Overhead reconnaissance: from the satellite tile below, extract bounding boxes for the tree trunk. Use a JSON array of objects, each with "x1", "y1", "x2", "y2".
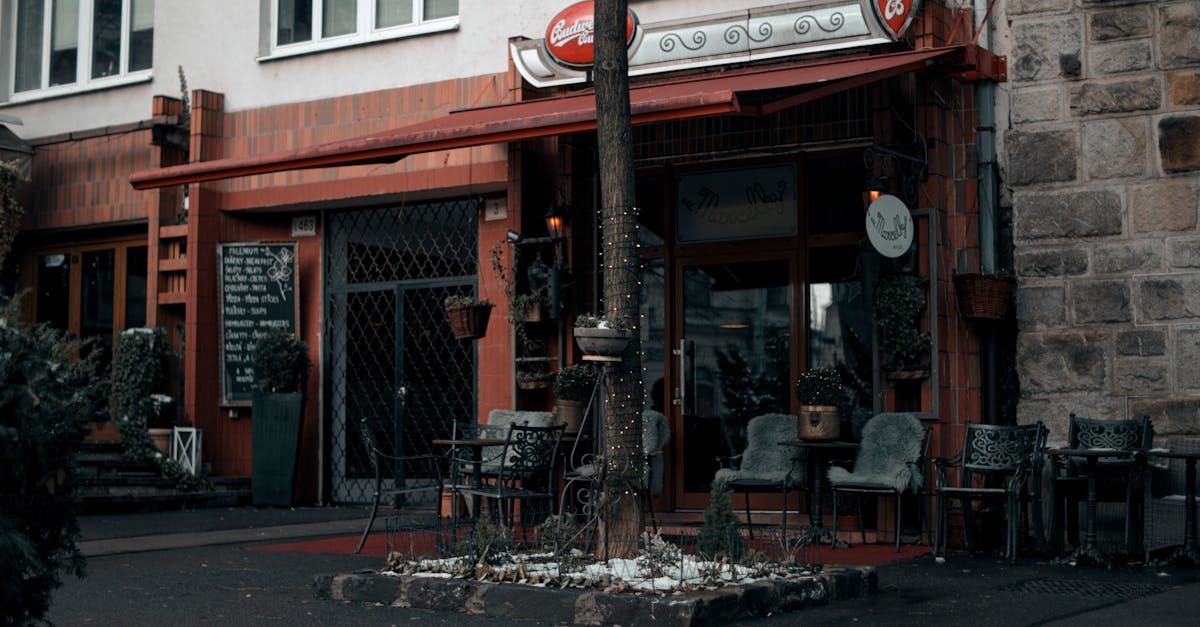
[{"x1": 594, "y1": 0, "x2": 644, "y2": 560}]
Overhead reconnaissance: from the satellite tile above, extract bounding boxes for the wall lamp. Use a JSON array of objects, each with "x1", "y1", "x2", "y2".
[
  {"x1": 862, "y1": 175, "x2": 888, "y2": 211},
  {"x1": 863, "y1": 143, "x2": 928, "y2": 208},
  {"x1": 544, "y1": 204, "x2": 569, "y2": 242},
  {"x1": 543, "y1": 204, "x2": 570, "y2": 319}
]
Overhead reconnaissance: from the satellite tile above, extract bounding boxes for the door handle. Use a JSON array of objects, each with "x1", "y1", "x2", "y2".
[{"x1": 672, "y1": 339, "x2": 695, "y2": 415}]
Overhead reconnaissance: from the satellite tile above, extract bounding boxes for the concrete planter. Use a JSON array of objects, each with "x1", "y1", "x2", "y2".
[{"x1": 573, "y1": 327, "x2": 630, "y2": 357}]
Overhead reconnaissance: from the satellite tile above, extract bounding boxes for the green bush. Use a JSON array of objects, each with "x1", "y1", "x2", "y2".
[
  {"x1": 0, "y1": 296, "x2": 104, "y2": 625},
  {"x1": 252, "y1": 330, "x2": 310, "y2": 394},
  {"x1": 554, "y1": 364, "x2": 597, "y2": 402},
  {"x1": 697, "y1": 480, "x2": 744, "y2": 561}
]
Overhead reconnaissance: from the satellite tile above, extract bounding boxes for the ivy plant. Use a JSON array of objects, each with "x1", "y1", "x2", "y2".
[{"x1": 873, "y1": 274, "x2": 931, "y2": 371}]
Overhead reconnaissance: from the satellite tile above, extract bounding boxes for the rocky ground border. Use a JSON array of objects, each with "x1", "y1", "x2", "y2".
[{"x1": 315, "y1": 566, "x2": 877, "y2": 625}]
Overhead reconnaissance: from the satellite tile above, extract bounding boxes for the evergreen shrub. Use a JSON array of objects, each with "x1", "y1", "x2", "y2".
[{"x1": 0, "y1": 297, "x2": 104, "y2": 624}]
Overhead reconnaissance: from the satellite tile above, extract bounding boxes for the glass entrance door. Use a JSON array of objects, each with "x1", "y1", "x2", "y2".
[{"x1": 673, "y1": 255, "x2": 795, "y2": 509}]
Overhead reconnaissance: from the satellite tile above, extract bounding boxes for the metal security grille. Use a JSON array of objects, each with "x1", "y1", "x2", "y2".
[{"x1": 325, "y1": 200, "x2": 479, "y2": 503}]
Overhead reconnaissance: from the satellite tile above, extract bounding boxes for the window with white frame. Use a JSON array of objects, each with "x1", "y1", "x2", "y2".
[
  {"x1": 271, "y1": 0, "x2": 457, "y2": 56},
  {"x1": 10, "y1": 0, "x2": 153, "y2": 96}
]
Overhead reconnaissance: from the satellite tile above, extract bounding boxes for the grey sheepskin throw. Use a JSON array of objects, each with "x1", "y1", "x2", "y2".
[
  {"x1": 828, "y1": 412, "x2": 924, "y2": 493},
  {"x1": 714, "y1": 413, "x2": 803, "y2": 486}
]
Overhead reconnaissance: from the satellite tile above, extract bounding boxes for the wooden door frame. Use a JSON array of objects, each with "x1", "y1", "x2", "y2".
[
  {"x1": 30, "y1": 235, "x2": 147, "y2": 341},
  {"x1": 668, "y1": 248, "x2": 802, "y2": 511}
]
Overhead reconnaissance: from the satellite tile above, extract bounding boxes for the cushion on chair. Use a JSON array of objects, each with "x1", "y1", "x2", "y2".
[
  {"x1": 828, "y1": 412, "x2": 924, "y2": 493},
  {"x1": 479, "y1": 410, "x2": 554, "y2": 473},
  {"x1": 713, "y1": 413, "x2": 802, "y2": 487}
]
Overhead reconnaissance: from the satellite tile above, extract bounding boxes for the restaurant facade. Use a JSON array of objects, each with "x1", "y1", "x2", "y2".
[{"x1": 2, "y1": 0, "x2": 1012, "y2": 520}]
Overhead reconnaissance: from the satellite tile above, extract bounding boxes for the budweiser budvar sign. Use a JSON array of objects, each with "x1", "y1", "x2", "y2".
[{"x1": 543, "y1": 1, "x2": 638, "y2": 69}]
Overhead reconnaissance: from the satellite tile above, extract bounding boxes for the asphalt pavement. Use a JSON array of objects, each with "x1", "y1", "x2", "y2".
[{"x1": 45, "y1": 505, "x2": 1200, "y2": 626}]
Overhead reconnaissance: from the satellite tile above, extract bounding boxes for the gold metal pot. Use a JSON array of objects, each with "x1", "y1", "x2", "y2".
[{"x1": 797, "y1": 405, "x2": 840, "y2": 440}]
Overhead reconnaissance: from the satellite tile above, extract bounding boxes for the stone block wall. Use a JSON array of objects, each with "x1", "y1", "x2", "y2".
[{"x1": 1004, "y1": 0, "x2": 1200, "y2": 442}]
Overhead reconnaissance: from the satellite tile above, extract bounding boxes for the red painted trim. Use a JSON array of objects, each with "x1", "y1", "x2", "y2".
[{"x1": 130, "y1": 46, "x2": 973, "y2": 191}]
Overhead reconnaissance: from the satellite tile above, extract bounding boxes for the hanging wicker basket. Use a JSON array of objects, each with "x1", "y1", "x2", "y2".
[
  {"x1": 445, "y1": 303, "x2": 494, "y2": 340},
  {"x1": 953, "y1": 273, "x2": 1015, "y2": 321}
]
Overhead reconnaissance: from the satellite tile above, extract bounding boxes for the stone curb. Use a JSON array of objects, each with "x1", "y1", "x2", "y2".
[{"x1": 315, "y1": 567, "x2": 876, "y2": 625}]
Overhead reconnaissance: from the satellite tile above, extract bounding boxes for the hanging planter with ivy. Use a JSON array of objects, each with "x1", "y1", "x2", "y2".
[
  {"x1": 873, "y1": 274, "x2": 931, "y2": 376},
  {"x1": 444, "y1": 295, "x2": 494, "y2": 340}
]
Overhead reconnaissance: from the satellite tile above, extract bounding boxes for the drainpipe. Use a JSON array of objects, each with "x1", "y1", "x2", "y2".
[{"x1": 974, "y1": 0, "x2": 1002, "y2": 424}]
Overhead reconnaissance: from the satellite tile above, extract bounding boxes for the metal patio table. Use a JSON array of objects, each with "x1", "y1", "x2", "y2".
[
  {"x1": 1148, "y1": 449, "x2": 1200, "y2": 567},
  {"x1": 780, "y1": 439, "x2": 859, "y2": 547},
  {"x1": 1045, "y1": 447, "x2": 1137, "y2": 566}
]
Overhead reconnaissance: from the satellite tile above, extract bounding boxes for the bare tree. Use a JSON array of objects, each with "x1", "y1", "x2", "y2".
[{"x1": 593, "y1": 0, "x2": 644, "y2": 559}]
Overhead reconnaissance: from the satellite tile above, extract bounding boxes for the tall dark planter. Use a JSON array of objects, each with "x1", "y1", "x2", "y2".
[{"x1": 252, "y1": 392, "x2": 304, "y2": 506}]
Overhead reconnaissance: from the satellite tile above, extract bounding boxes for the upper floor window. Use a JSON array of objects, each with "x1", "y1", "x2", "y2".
[
  {"x1": 271, "y1": 0, "x2": 457, "y2": 56},
  {"x1": 11, "y1": 0, "x2": 153, "y2": 97}
]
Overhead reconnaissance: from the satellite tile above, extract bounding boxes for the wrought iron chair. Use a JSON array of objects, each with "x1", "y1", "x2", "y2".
[
  {"x1": 713, "y1": 413, "x2": 804, "y2": 539},
  {"x1": 355, "y1": 419, "x2": 444, "y2": 555},
  {"x1": 560, "y1": 408, "x2": 670, "y2": 532},
  {"x1": 443, "y1": 420, "x2": 506, "y2": 529},
  {"x1": 933, "y1": 422, "x2": 1048, "y2": 562},
  {"x1": 458, "y1": 423, "x2": 566, "y2": 543},
  {"x1": 829, "y1": 412, "x2": 929, "y2": 551},
  {"x1": 476, "y1": 410, "x2": 555, "y2": 476},
  {"x1": 1143, "y1": 436, "x2": 1200, "y2": 562},
  {"x1": 1048, "y1": 414, "x2": 1152, "y2": 556}
]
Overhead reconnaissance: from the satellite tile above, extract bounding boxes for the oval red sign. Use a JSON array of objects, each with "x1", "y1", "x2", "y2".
[{"x1": 544, "y1": 1, "x2": 637, "y2": 69}]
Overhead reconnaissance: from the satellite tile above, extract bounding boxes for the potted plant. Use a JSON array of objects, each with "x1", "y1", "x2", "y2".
[
  {"x1": 491, "y1": 239, "x2": 544, "y2": 350},
  {"x1": 444, "y1": 295, "x2": 494, "y2": 340},
  {"x1": 873, "y1": 274, "x2": 931, "y2": 376},
  {"x1": 553, "y1": 363, "x2": 597, "y2": 434},
  {"x1": 573, "y1": 313, "x2": 631, "y2": 358},
  {"x1": 251, "y1": 329, "x2": 311, "y2": 506},
  {"x1": 510, "y1": 291, "x2": 547, "y2": 323},
  {"x1": 516, "y1": 361, "x2": 555, "y2": 390},
  {"x1": 112, "y1": 327, "x2": 177, "y2": 454},
  {"x1": 794, "y1": 368, "x2": 848, "y2": 441}
]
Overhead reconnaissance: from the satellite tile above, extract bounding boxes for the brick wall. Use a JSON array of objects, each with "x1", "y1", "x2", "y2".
[
  {"x1": 1007, "y1": 0, "x2": 1200, "y2": 441},
  {"x1": 25, "y1": 124, "x2": 158, "y2": 230}
]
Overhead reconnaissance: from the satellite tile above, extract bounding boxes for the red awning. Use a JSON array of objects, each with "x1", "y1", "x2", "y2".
[{"x1": 130, "y1": 46, "x2": 981, "y2": 190}]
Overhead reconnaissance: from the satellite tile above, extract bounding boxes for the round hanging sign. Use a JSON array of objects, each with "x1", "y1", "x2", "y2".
[
  {"x1": 544, "y1": 1, "x2": 638, "y2": 69},
  {"x1": 865, "y1": 194, "x2": 914, "y2": 258}
]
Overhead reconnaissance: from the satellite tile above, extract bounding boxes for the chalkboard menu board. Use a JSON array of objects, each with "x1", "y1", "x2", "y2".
[{"x1": 218, "y1": 242, "x2": 300, "y2": 405}]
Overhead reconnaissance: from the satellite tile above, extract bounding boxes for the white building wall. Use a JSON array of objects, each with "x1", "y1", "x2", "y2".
[{"x1": 2, "y1": 0, "x2": 774, "y2": 139}]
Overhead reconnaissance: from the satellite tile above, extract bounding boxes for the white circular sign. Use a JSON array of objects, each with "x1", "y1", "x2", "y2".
[{"x1": 865, "y1": 194, "x2": 914, "y2": 258}]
